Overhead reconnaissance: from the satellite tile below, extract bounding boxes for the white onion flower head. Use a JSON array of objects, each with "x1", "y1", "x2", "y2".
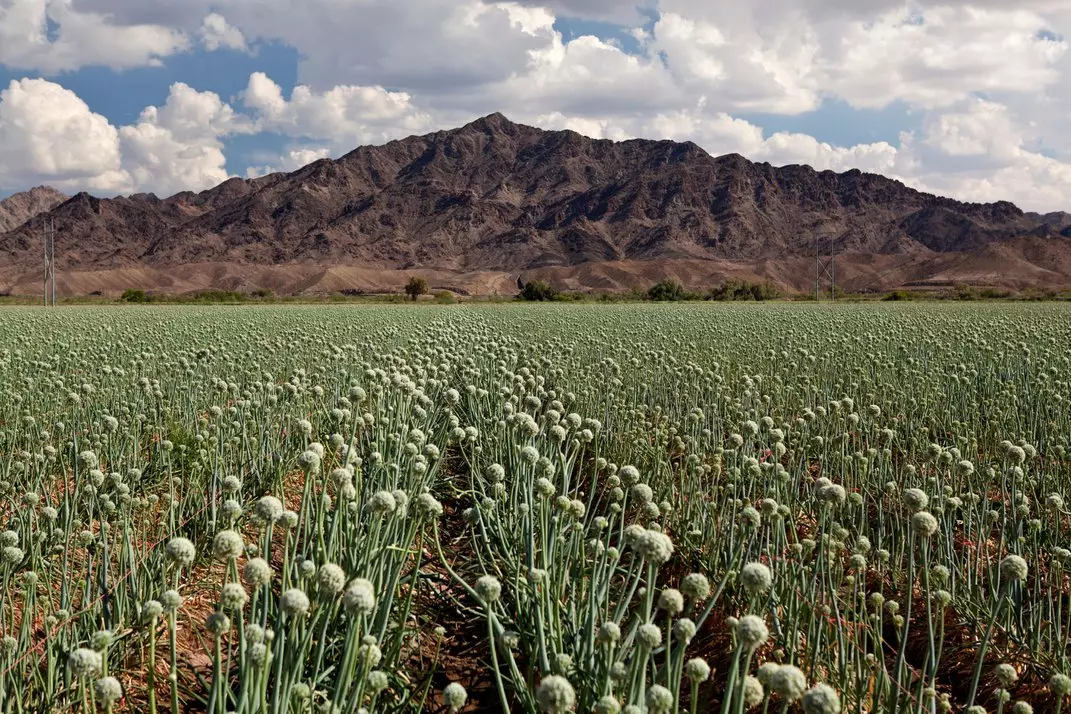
[
  {"x1": 416, "y1": 493, "x2": 444, "y2": 519},
  {"x1": 254, "y1": 496, "x2": 284, "y2": 524},
  {"x1": 475, "y1": 575, "x2": 502, "y2": 604},
  {"x1": 205, "y1": 611, "x2": 232, "y2": 635},
  {"x1": 317, "y1": 563, "x2": 347, "y2": 596},
  {"x1": 658, "y1": 589, "x2": 684, "y2": 616},
  {"x1": 69, "y1": 648, "x2": 102, "y2": 678},
  {"x1": 369, "y1": 490, "x2": 397, "y2": 515},
  {"x1": 281, "y1": 588, "x2": 311, "y2": 617},
  {"x1": 757, "y1": 662, "x2": 780, "y2": 685},
  {"x1": 94, "y1": 676, "x2": 122, "y2": 705},
  {"x1": 995, "y1": 664, "x2": 1018, "y2": 688},
  {"x1": 443, "y1": 682, "x2": 467, "y2": 712},
  {"x1": 770, "y1": 664, "x2": 806, "y2": 701},
  {"x1": 685, "y1": 657, "x2": 711, "y2": 683},
  {"x1": 595, "y1": 696, "x2": 621, "y2": 714},
  {"x1": 903, "y1": 488, "x2": 929, "y2": 512},
  {"x1": 681, "y1": 572, "x2": 711, "y2": 601},
  {"x1": 637, "y1": 530, "x2": 674, "y2": 565},
  {"x1": 165, "y1": 537, "x2": 196, "y2": 567},
  {"x1": 597, "y1": 621, "x2": 621, "y2": 645},
  {"x1": 740, "y1": 562, "x2": 773, "y2": 594},
  {"x1": 344, "y1": 580, "x2": 376, "y2": 615},
  {"x1": 1000, "y1": 555, "x2": 1028, "y2": 583},
  {"x1": 802, "y1": 683, "x2": 841, "y2": 714},
  {"x1": 536, "y1": 675, "x2": 576, "y2": 713},
  {"x1": 743, "y1": 676, "x2": 765, "y2": 709},
  {"x1": 160, "y1": 589, "x2": 183, "y2": 611},
  {"x1": 367, "y1": 670, "x2": 389, "y2": 693},
  {"x1": 646, "y1": 684, "x2": 673, "y2": 714},
  {"x1": 673, "y1": 618, "x2": 697, "y2": 644},
  {"x1": 219, "y1": 583, "x2": 248, "y2": 611},
  {"x1": 243, "y1": 558, "x2": 274, "y2": 587},
  {"x1": 637, "y1": 623, "x2": 662, "y2": 649},
  {"x1": 911, "y1": 512, "x2": 939, "y2": 538},
  {"x1": 1050, "y1": 673, "x2": 1071, "y2": 697},
  {"x1": 736, "y1": 614, "x2": 769, "y2": 650},
  {"x1": 632, "y1": 483, "x2": 653, "y2": 504},
  {"x1": 212, "y1": 530, "x2": 244, "y2": 561},
  {"x1": 142, "y1": 600, "x2": 163, "y2": 621}
]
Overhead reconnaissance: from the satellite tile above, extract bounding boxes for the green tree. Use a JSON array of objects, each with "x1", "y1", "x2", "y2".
[
  {"x1": 647, "y1": 279, "x2": 686, "y2": 302},
  {"x1": 121, "y1": 289, "x2": 150, "y2": 303},
  {"x1": 405, "y1": 277, "x2": 429, "y2": 302},
  {"x1": 518, "y1": 280, "x2": 558, "y2": 301}
]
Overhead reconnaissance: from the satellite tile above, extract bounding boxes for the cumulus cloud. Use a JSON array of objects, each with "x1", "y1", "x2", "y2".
[
  {"x1": 119, "y1": 83, "x2": 255, "y2": 196},
  {"x1": 7, "y1": 0, "x2": 1071, "y2": 212},
  {"x1": 511, "y1": 0, "x2": 652, "y2": 23},
  {"x1": 199, "y1": 13, "x2": 247, "y2": 52},
  {"x1": 0, "y1": 78, "x2": 127, "y2": 191},
  {"x1": 245, "y1": 147, "x2": 333, "y2": 178},
  {"x1": 0, "y1": 0, "x2": 187, "y2": 72},
  {"x1": 241, "y1": 72, "x2": 433, "y2": 146}
]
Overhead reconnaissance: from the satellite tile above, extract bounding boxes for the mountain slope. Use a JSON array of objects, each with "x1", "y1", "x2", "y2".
[
  {"x1": 1, "y1": 114, "x2": 1069, "y2": 294},
  {"x1": 0, "y1": 187, "x2": 67, "y2": 233}
]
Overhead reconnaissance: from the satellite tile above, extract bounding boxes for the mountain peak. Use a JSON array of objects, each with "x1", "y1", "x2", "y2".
[
  {"x1": 460, "y1": 112, "x2": 525, "y2": 135},
  {"x1": 0, "y1": 186, "x2": 68, "y2": 233}
]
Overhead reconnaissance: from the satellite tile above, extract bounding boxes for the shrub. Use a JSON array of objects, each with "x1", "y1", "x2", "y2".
[
  {"x1": 405, "y1": 277, "x2": 429, "y2": 302},
  {"x1": 709, "y1": 279, "x2": 780, "y2": 301},
  {"x1": 647, "y1": 279, "x2": 686, "y2": 302},
  {"x1": 121, "y1": 289, "x2": 151, "y2": 303},
  {"x1": 518, "y1": 280, "x2": 558, "y2": 302}
]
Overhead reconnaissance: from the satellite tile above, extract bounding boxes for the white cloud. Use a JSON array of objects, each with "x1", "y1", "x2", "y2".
[
  {"x1": 824, "y1": 6, "x2": 1066, "y2": 110},
  {"x1": 646, "y1": 11, "x2": 821, "y2": 114},
  {"x1": 7, "y1": 0, "x2": 1071, "y2": 213},
  {"x1": 245, "y1": 147, "x2": 332, "y2": 178},
  {"x1": 0, "y1": 78, "x2": 127, "y2": 191},
  {"x1": 199, "y1": 13, "x2": 247, "y2": 52},
  {"x1": 241, "y1": 72, "x2": 433, "y2": 146},
  {"x1": 0, "y1": 0, "x2": 187, "y2": 72},
  {"x1": 219, "y1": 0, "x2": 555, "y2": 92},
  {"x1": 510, "y1": 0, "x2": 651, "y2": 23},
  {"x1": 118, "y1": 83, "x2": 253, "y2": 196}
]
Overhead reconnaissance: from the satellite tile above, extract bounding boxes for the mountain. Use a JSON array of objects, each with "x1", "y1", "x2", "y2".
[
  {"x1": 1027, "y1": 211, "x2": 1071, "y2": 234},
  {"x1": 0, "y1": 187, "x2": 67, "y2": 233},
  {"x1": 1, "y1": 114, "x2": 1070, "y2": 295}
]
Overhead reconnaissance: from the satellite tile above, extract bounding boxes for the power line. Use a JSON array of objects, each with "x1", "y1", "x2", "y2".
[
  {"x1": 43, "y1": 218, "x2": 55, "y2": 307},
  {"x1": 815, "y1": 231, "x2": 836, "y2": 302}
]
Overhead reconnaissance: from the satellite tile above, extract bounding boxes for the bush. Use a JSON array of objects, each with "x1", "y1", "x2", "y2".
[
  {"x1": 434, "y1": 291, "x2": 456, "y2": 304},
  {"x1": 953, "y1": 283, "x2": 976, "y2": 301},
  {"x1": 708, "y1": 279, "x2": 780, "y2": 301},
  {"x1": 405, "y1": 277, "x2": 429, "y2": 301},
  {"x1": 518, "y1": 280, "x2": 558, "y2": 301},
  {"x1": 251, "y1": 288, "x2": 275, "y2": 299},
  {"x1": 189, "y1": 290, "x2": 246, "y2": 303},
  {"x1": 121, "y1": 289, "x2": 151, "y2": 303},
  {"x1": 647, "y1": 279, "x2": 687, "y2": 302}
]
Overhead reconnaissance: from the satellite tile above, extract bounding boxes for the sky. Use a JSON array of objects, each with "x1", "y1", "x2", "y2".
[{"x1": 2, "y1": 0, "x2": 1071, "y2": 211}]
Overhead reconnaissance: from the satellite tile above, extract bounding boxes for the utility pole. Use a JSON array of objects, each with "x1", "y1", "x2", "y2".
[
  {"x1": 43, "y1": 219, "x2": 55, "y2": 306},
  {"x1": 815, "y1": 231, "x2": 836, "y2": 302}
]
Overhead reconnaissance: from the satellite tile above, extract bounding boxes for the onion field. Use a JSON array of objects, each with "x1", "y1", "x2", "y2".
[{"x1": 0, "y1": 303, "x2": 1069, "y2": 714}]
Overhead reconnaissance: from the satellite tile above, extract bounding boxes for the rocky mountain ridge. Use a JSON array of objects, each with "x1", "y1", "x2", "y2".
[{"x1": 2, "y1": 113, "x2": 1070, "y2": 294}]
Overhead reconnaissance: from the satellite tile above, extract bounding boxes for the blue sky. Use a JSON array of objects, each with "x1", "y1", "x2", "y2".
[{"x1": 1, "y1": 0, "x2": 1070, "y2": 211}]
